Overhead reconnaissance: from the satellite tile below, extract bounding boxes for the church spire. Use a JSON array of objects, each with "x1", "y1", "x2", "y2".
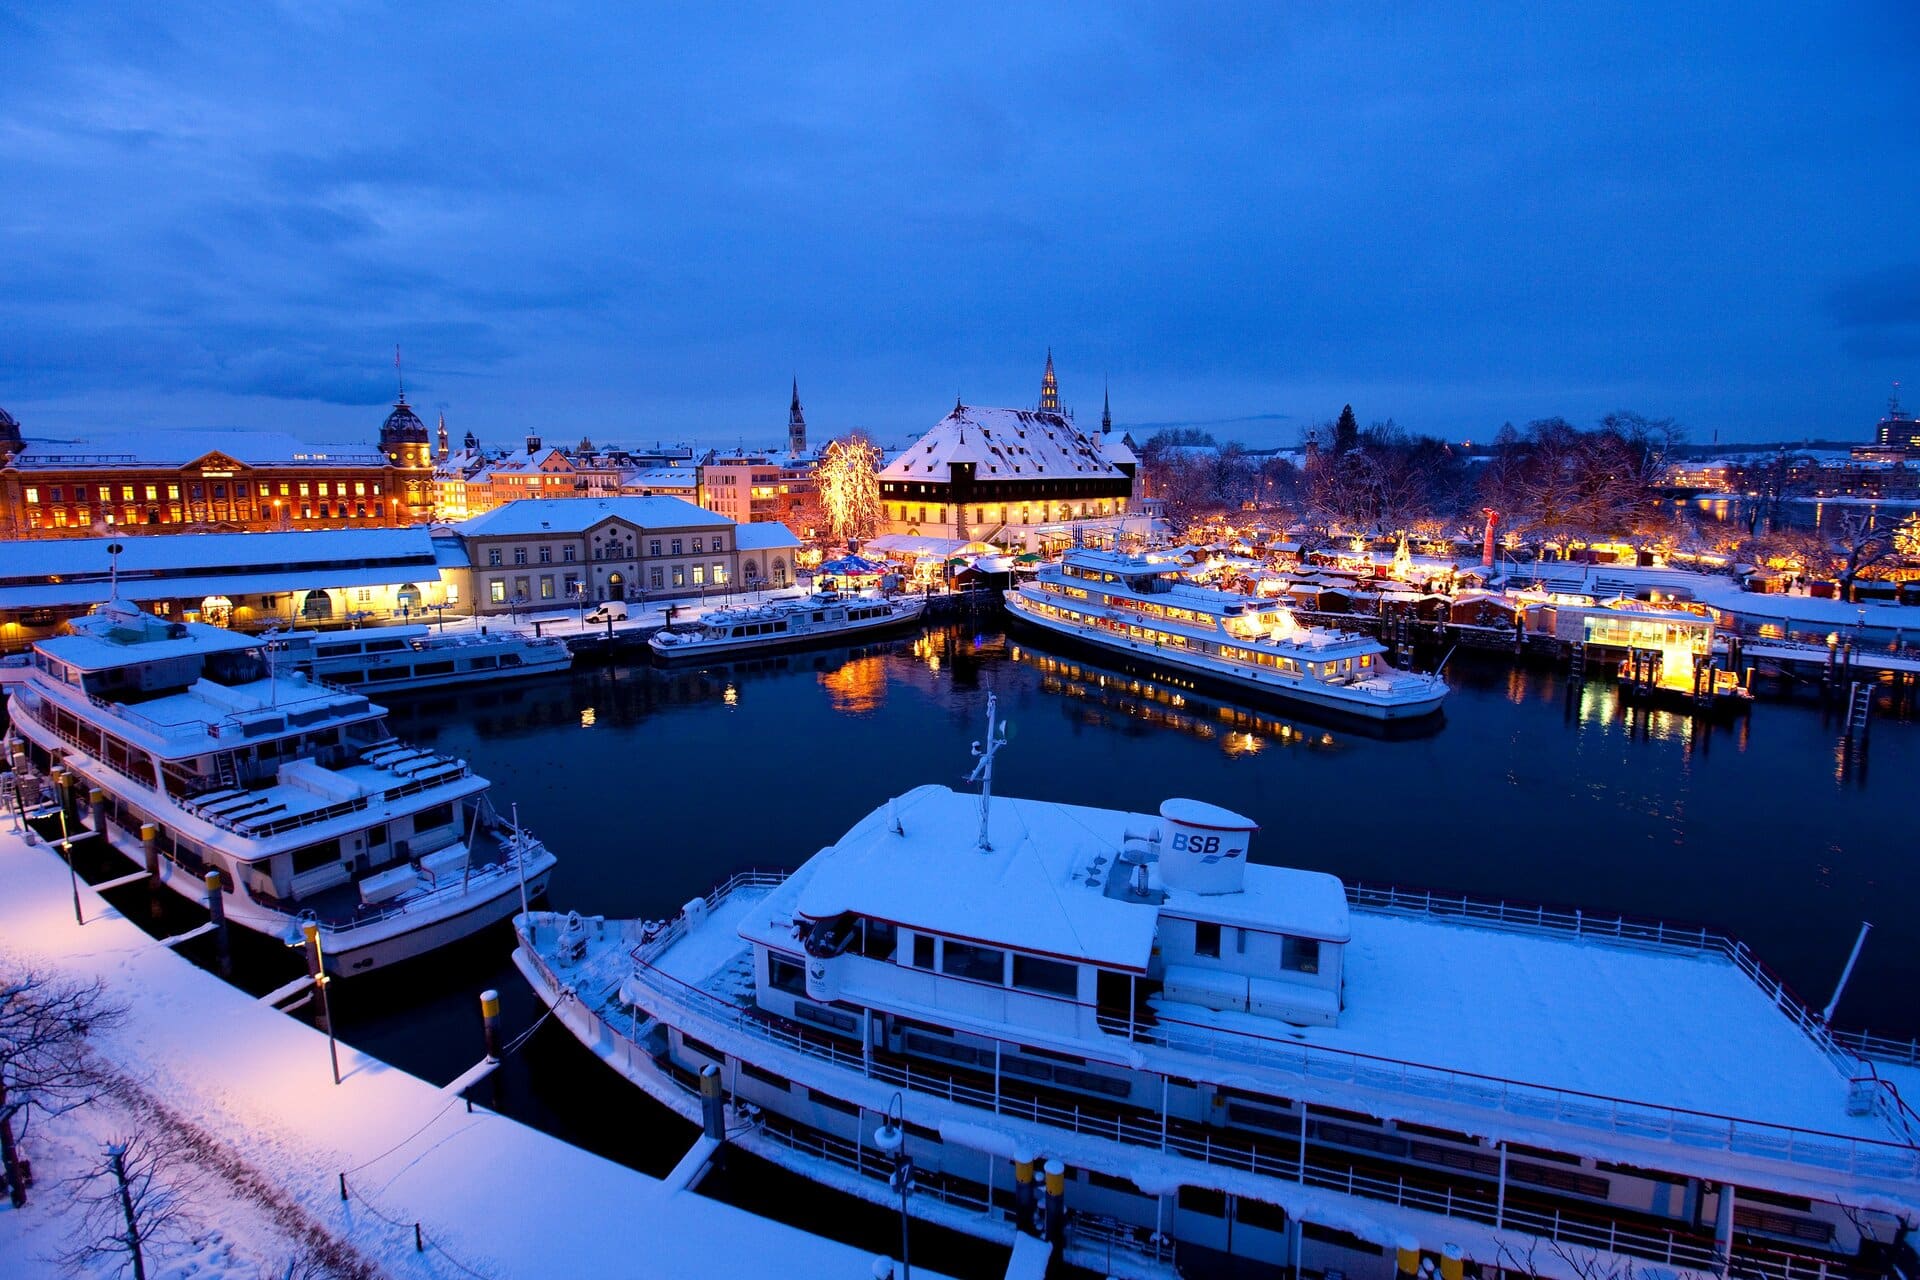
[
  {"x1": 788, "y1": 378, "x2": 807, "y2": 455},
  {"x1": 436, "y1": 412, "x2": 449, "y2": 461},
  {"x1": 1101, "y1": 382, "x2": 1112, "y2": 435},
  {"x1": 1039, "y1": 349, "x2": 1060, "y2": 413}
]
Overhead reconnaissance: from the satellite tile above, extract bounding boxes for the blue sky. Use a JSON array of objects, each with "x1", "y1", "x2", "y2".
[{"x1": 1, "y1": 3, "x2": 1916, "y2": 451}]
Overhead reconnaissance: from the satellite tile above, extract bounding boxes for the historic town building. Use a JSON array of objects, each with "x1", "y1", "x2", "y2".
[
  {"x1": 0, "y1": 396, "x2": 436, "y2": 539},
  {"x1": 450, "y1": 495, "x2": 800, "y2": 615},
  {"x1": 877, "y1": 355, "x2": 1138, "y2": 550}
]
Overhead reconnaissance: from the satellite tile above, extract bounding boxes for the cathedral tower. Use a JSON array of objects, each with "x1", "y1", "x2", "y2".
[
  {"x1": 788, "y1": 379, "x2": 807, "y2": 455},
  {"x1": 1039, "y1": 349, "x2": 1060, "y2": 413}
]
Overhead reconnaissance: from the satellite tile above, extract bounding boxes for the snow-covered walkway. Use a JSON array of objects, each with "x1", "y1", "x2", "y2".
[{"x1": 0, "y1": 824, "x2": 950, "y2": 1279}]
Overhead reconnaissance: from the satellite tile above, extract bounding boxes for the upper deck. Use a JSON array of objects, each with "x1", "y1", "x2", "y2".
[{"x1": 756, "y1": 786, "x2": 1918, "y2": 1183}]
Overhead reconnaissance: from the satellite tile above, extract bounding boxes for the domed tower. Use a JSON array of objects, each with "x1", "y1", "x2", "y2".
[
  {"x1": 0, "y1": 405, "x2": 22, "y2": 461},
  {"x1": 378, "y1": 394, "x2": 433, "y2": 524}
]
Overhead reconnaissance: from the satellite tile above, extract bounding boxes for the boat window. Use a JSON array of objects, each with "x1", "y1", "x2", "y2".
[
  {"x1": 367, "y1": 824, "x2": 388, "y2": 847},
  {"x1": 290, "y1": 839, "x2": 340, "y2": 875},
  {"x1": 1012, "y1": 954, "x2": 1078, "y2": 997},
  {"x1": 813, "y1": 612, "x2": 826, "y2": 622},
  {"x1": 859, "y1": 917, "x2": 898, "y2": 961},
  {"x1": 1282, "y1": 936, "x2": 1320, "y2": 974},
  {"x1": 1193, "y1": 921, "x2": 1221, "y2": 958},
  {"x1": 732, "y1": 627, "x2": 746, "y2": 638},
  {"x1": 414, "y1": 801, "x2": 454, "y2": 833},
  {"x1": 911, "y1": 934, "x2": 937, "y2": 970},
  {"x1": 1178, "y1": 1186, "x2": 1226, "y2": 1217},
  {"x1": 768, "y1": 953, "x2": 807, "y2": 995},
  {"x1": 501, "y1": 653, "x2": 522, "y2": 667},
  {"x1": 942, "y1": 941, "x2": 1005, "y2": 984},
  {"x1": 364, "y1": 640, "x2": 408, "y2": 654}
]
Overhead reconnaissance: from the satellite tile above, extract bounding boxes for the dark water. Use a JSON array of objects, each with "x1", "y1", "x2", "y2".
[{"x1": 235, "y1": 623, "x2": 1913, "y2": 1266}]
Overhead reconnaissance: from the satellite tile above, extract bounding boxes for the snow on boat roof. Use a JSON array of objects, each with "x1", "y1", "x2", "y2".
[
  {"x1": 793, "y1": 785, "x2": 1348, "y2": 969},
  {"x1": 38, "y1": 608, "x2": 262, "y2": 670}
]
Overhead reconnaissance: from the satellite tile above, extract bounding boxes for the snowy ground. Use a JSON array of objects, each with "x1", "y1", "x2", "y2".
[{"x1": 0, "y1": 822, "x2": 951, "y2": 1279}]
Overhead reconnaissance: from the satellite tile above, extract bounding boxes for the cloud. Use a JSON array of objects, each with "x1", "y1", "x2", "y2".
[{"x1": 1826, "y1": 264, "x2": 1920, "y2": 359}]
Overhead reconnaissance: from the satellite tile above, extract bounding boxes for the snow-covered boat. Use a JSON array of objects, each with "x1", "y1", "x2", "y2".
[
  {"x1": 648, "y1": 588, "x2": 928, "y2": 663},
  {"x1": 1005, "y1": 549, "x2": 1448, "y2": 721},
  {"x1": 7, "y1": 600, "x2": 556, "y2": 975},
  {"x1": 517, "y1": 697, "x2": 1920, "y2": 1280},
  {"x1": 263, "y1": 622, "x2": 572, "y2": 694}
]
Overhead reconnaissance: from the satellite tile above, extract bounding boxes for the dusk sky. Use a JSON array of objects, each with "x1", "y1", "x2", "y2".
[{"x1": 2, "y1": 3, "x2": 1916, "y2": 452}]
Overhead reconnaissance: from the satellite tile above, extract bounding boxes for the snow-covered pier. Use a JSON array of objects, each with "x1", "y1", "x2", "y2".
[{"x1": 0, "y1": 824, "x2": 957, "y2": 1279}]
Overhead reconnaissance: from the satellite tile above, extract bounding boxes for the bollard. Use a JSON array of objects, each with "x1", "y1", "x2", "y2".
[
  {"x1": 699, "y1": 1064, "x2": 725, "y2": 1140},
  {"x1": 480, "y1": 989, "x2": 503, "y2": 1061},
  {"x1": 88, "y1": 787, "x2": 106, "y2": 838},
  {"x1": 1396, "y1": 1234, "x2": 1421, "y2": 1280},
  {"x1": 1013, "y1": 1150, "x2": 1036, "y2": 1234},
  {"x1": 1441, "y1": 1243, "x2": 1463, "y2": 1280},
  {"x1": 1042, "y1": 1159, "x2": 1065, "y2": 1242},
  {"x1": 204, "y1": 871, "x2": 232, "y2": 976},
  {"x1": 51, "y1": 766, "x2": 71, "y2": 820},
  {"x1": 141, "y1": 823, "x2": 162, "y2": 920}
]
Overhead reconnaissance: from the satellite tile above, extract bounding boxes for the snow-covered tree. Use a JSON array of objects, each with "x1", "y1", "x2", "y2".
[
  {"x1": 57, "y1": 1131, "x2": 203, "y2": 1279},
  {"x1": 1, "y1": 968, "x2": 124, "y2": 1207}
]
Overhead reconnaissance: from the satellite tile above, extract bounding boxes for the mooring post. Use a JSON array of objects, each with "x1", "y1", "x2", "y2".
[
  {"x1": 87, "y1": 786, "x2": 107, "y2": 840},
  {"x1": 699, "y1": 1063, "x2": 725, "y2": 1140},
  {"x1": 203, "y1": 870, "x2": 231, "y2": 976},
  {"x1": 141, "y1": 823, "x2": 162, "y2": 919},
  {"x1": 480, "y1": 988, "x2": 503, "y2": 1062},
  {"x1": 302, "y1": 922, "x2": 341, "y2": 1085}
]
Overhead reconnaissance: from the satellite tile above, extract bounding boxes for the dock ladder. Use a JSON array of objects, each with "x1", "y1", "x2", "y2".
[{"x1": 1844, "y1": 681, "x2": 1873, "y2": 747}]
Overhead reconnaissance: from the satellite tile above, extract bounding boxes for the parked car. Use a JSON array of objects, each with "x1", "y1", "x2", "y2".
[{"x1": 585, "y1": 601, "x2": 629, "y2": 623}]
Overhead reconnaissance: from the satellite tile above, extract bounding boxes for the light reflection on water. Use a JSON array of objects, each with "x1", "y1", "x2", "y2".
[{"x1": 359, "y1": 622, "x2": 1919, "y2": 1085}]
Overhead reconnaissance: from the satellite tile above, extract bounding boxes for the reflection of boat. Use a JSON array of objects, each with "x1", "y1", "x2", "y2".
[
  {"x1": 649, "y1": 588, "x2": 928, "y2": 663},
  {"x1": 1010, "y1": 643, "x2": 1349, "y2": 750},
  {"x1": 1006, "y1": 550, "x2": 1447, "y2": 721},
  {"x1": 263, "y1": 623, "x2": 572, "y2": 694},
  {"x1": 517, "y1": 703, "x2": 1918, "y2": 1280},
  {"x1": 8, "y1": 601, "x2": 556, "y2": 975}
]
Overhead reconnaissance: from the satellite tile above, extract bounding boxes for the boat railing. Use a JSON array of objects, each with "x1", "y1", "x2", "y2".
[
  {"x1": 296, "y1": 834, "x2": 551, "y2": 934},
  {"x1": 179, "y1": 759, "x2": 476, "y2": 838},
  {"x1": 627, "y1": 869, "x2": 792, "y2": 964},
  {"x1": 607, "y1": 954, "x2": 1870, "y2": 1280},
  {"x1": 1832, "y1": 1029, "x2": 1920, "y2": 1067}
]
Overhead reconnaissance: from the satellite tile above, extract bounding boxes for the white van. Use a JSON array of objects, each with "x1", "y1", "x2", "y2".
[{"x1": 584, "y1": 601, "x2": 629, "y2": 623}]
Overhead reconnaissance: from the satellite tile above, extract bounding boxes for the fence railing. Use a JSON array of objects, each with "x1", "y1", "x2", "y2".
[{"x1": 597, "y1": 949, "x2": 1860, "y2": 1280}]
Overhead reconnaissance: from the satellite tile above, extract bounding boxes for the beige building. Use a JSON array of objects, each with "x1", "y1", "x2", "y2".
[{"x1": 451, "y1": 496, "x2": 798, "y2": 615}]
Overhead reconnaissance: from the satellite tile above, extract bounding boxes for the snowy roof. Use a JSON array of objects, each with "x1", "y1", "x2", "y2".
[
  {"x1": 456, "y1": 496, "x2": 729, "y2": 537},
  {"x1": 0, "y1": 528, "x2": 438, "y2": 591},
  {"x1": 12, "y1": 429, "x2": 382, "y2": 467},
  {"x1": 880, "y1": 406, "x2": 1128, "y2": 483},
  {"x1": 37, "y1": 603, "x2": 261, "y2": 670},
  {"x1": 731, "y1": 522, "x2": 802, "y2": 551},
  {"x1": 618, "y1": 467, "x2": 698, "y2": 490},
  {"x1": 865, "y1": 534, "x2": 977, "y2": 558},
  {"x1": 791, "y1": 785, "x2": 1348, "y2": 971}
]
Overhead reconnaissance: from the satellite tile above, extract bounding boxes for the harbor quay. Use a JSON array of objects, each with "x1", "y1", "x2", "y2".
[{"x1": 0, "y1": 820, "x2": 963, "y2": 1280}]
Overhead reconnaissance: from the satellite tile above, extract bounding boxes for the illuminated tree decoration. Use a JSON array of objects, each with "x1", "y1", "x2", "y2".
[{"x1": 818, "y1": 433, "x2": 883, "y2": 545}]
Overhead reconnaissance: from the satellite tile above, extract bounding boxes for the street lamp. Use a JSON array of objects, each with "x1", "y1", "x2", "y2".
[{"x1": 871, "y1": 1093, "x2": 913, "y2": 1280}]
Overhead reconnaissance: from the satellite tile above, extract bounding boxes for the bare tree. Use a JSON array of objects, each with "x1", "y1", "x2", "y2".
[
  {"x1": 1494, "y1": 1233, "x2": 1707, "y2": 1280},
  {"x1": 1830, "y1": 511, "x2": 1908, "y2": 602},
  {"x1": 57, "y1": 1131, "x2": 204, "y2": 1280},
  {"x1": 1, "y1": 969, "x2": 125, "y2": 1207}
]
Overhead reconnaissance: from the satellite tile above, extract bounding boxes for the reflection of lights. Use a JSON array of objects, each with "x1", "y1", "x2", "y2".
[
  {"x1": 819, "y1": 657, "x2": 886, "y2": 715},
  {"x1": 1224, "y1": 731, "x2": 1262, "y2": 757},
  {"x1": 724, "y1": 683, "x2": 738, "y2": 707},
  {"x1": 1320, "y1": 733, "x2": 1334, "y2": 746},
  {"x1": 580, "y1": 707, "x2": 596, "y2": 728},
  {"x1": 928, "y1": 653, "x2": 941, "y2": 674}
]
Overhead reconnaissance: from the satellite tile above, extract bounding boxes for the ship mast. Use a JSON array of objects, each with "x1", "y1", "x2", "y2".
[{"x1": 966, "y1": 692, "x2": 1009, "y2": 852}]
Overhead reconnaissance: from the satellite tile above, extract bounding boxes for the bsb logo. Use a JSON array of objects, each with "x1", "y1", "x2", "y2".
[{"x1": 1171, "y1": 832, "x2": 1245, "y2": 864}]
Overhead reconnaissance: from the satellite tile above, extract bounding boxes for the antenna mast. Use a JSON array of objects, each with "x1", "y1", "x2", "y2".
[
  {"x1": 966, "y1": 692, "x2": 1010, "y2": 851},
  {"x1": 395, "y1": 345, "x2": 405, "y2": 401}
]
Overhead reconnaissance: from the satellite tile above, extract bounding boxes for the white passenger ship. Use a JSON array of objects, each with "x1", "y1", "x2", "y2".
[
  {"x1": 649, "y1": 589, "x2": 928, "y2": 663},
  {"x1": 7, "y1": 601, "x2": 557, "y2": 975},
  {"x1": 265, "y1": 623, "x2": 572, "y2": 694},
  {"x1": 518, "y1": 699, "x2": 1920, "y2": 1280},
  {"x1": 1005, "y1": 550, "x2": 1447, "y2": 721}
]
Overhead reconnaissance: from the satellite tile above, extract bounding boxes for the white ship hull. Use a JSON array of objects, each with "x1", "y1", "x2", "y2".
[
  {"x1": 319, "y1": 648, "x2": 573, "y2": 695},
  {"x1": 1007, "y1": 594, "x2": 1446, "y2": 721},
  {"x1": 650, "y1": 596, "x2": 929, "y2": 663},
  {"x1": 10, "y1": 696, "x2": 556, "y2": 977}
]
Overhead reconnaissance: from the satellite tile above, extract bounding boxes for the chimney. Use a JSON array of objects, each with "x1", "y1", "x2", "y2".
[{"x1": 1157, "y1": 799, "x2": 1256, "y2": 895}]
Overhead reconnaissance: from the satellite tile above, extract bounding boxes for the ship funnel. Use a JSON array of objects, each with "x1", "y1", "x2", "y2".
[{"x1": 1157, "y1": 799, "x2": 1257, "y2": 895}]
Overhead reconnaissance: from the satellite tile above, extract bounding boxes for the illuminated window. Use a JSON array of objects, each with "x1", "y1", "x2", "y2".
[
  {"x1": 299, "y1": 483, "x2": 310, "y2": 497},
  {"x1": 672, "y1": 566, "x2": 685, "y2": 588},
  {"x1": 692, "y1": 566, "x2": 705, "y2": 585},
  {"x1": 692, "y1": 537, "x2": 703, "y2": 553},
  {"x1": 120, "y1": 485, "x2": 134, "y2": 501},
  {"x1": 355, "y1": 482, "x2": 366, "y2": 496},
  {"x1": 23, "y1": 487, "x2": 37, "y2": 504},
  {"x1": 713, "y1": 563, "x2": 726, "y2": 583},
  {"x1": 489, "y1": 579, "x2": 506, "y2": 604}
]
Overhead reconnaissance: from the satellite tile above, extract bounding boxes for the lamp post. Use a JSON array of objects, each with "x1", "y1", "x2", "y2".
[{"x1": 871, "y1": 1092, "x2": 913, "y2": 1280}]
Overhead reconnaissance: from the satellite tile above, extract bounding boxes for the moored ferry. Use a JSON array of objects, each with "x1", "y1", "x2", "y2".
[
  {"x1": 1005, "y1": 549, "x2": 1447, "y2": 721},
  {"x1": 518, "y1": 699, "x2": 1920, "y2": 1280},
  {"x1": 7, "y1": 600, "x2": 557, "y2": 975},
  {"x1": 264, "y1": 622, "x2": 572, "y2": 694},
  {"x1": 649, "y1": 588, "x2": 927, "y2": 663}
]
